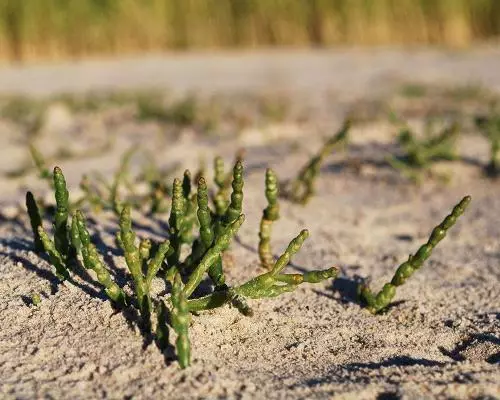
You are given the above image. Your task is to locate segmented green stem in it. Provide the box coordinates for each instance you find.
[145,240,170,289]
[119,205,149,320]
[259,169,279,269]
[184,214,245,298]
[184,177,216,268]
[223,160,244,225]
[172,274,191,368]
[26,191,43,252]
[75,211,126,306]
[156,301,170,351]
[213,156,229,216]
[271,229,309,275]
[53,166,70,258]
[214,156,226,190]
[286,120,350,204]
[167,178,185,267]
[360,195,471,314]
[37,225,70,281]
[197,177,214,248]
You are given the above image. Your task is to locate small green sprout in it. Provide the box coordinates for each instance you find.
[259,168,280,269]
[359,195,471,314]
[282,120,350,204]
[475,107,500,177]
[388,120,460,182]
[31,292,42,306]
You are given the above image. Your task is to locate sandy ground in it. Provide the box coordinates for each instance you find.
[0,50,499,399]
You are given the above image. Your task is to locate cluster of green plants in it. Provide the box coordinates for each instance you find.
[2,0,500,61]
[387,119,460,183]
[26,149,470,367]
[385,106,500,182]
[27,161,342,368]
[474,103,500,177]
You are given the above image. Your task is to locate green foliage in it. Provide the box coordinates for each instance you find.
[27,161,337,368]
[118,205,171,331]
[259,168,280,269]
[282,120,350,204]
[74,210,127,307]
[475,106,500,177]
[25,191,43,252]
[31,167,76,281]
[171,274,191,369]
[388,120,460,182]
[359,195,471,314]
[136,94,197,126]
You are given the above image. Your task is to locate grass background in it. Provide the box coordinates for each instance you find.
[0,0,499,62]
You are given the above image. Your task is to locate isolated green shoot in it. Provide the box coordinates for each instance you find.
[283,119,350,204]
[26,191,43,252]
[359,195,471,314]
[259,168,279,269]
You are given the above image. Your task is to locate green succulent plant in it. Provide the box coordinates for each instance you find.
[474,106,500,177]
[282,119,350,204]
[359,195,471,314]
[388,120,460,182]
[27,164,336,368]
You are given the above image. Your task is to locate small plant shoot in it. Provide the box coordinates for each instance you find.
[359,195,471,314]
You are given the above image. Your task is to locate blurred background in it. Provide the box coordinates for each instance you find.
[0,0,499,62]
[1,0,500,206]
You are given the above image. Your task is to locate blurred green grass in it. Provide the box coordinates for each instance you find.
[0,0,499,61]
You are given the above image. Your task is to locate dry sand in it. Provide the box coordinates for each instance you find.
[0,50,499,399]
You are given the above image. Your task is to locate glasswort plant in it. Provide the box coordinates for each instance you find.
[359,195,471,314]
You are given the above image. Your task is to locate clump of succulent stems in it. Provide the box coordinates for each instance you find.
[388,120,460,182]
[359,195,471,314]
[475,106,500,177]
[27,164,337,368]
[282,119,350,205]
